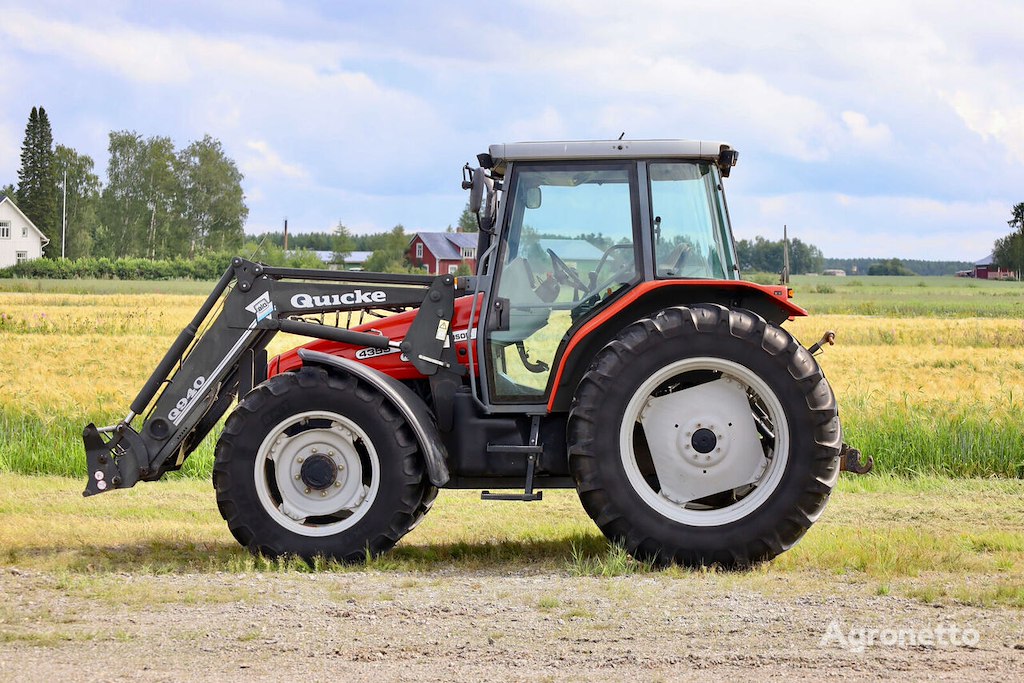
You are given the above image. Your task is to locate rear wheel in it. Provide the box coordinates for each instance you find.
[568,304,841,567]
[213,366,432,562]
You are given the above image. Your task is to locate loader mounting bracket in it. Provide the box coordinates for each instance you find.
[82,423,144,496]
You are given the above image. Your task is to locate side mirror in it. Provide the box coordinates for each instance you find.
[468,167,486,214]
[525,186,542,210]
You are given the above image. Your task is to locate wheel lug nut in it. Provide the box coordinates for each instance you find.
[334,481,341,488]
[297,457,304,463]
[312,448,318,453]
[320,491,327,497]
[304,487,310,494]
[294,474,300,480]
[328,451,335,456]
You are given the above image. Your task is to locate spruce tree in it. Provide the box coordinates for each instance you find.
[15,106,58,254]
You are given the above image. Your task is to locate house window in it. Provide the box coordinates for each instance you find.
[16,251,28,264]
[448,264,458,275]
[415,242,423,258]
[21,226,27,238]
[461,247,476,259]
[0,221,9,239]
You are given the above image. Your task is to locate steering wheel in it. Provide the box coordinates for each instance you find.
[547,249,588,292]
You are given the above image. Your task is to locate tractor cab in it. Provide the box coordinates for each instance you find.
[466,140,746,406]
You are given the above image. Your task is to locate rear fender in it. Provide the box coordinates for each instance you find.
[546,281,805,412]
[298,349,450,487]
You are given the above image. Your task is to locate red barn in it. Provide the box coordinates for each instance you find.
[407,232,478,275]
[974,253,1015,280]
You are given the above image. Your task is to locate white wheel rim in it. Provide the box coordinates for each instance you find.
[254,410,380,537]
[619,357,790,527]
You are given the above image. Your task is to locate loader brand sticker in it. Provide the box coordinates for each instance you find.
[168,376,207,422]
[244,291,275,322]
[290,290,387,309]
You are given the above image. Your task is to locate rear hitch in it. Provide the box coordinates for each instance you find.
[839,443,873,475]
[82,423,145,496]
[808,330,836,355]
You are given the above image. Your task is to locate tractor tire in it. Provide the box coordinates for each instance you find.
[568,304,841,567]
[213,366,433,562]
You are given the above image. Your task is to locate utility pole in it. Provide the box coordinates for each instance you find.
[781,224,790,285]
[283,218,288,253]
[61,169,67,259]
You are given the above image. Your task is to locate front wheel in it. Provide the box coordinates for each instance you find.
[568,304,842,567]
[213,366,433,562]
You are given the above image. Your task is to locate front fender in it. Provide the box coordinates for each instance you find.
[298,349,450,487]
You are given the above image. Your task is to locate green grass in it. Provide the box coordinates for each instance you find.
[5,401,1021,479]
[0,474,1021,608]
[790,275,1024,317]
[0,409,216,479]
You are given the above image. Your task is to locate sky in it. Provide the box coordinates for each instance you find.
[0,0,1021,260]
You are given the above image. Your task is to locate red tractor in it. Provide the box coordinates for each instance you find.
[84,139,869,567]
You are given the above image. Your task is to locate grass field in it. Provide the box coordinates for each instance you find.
[0,473,1021,607]
[3,275,1024,478]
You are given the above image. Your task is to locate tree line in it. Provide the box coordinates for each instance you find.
[992,203,1024,276]
[822,258,971,276]
[735,236,824,274]
[4,106,247,260]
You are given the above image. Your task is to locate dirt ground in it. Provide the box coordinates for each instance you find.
[1,568,1021,682]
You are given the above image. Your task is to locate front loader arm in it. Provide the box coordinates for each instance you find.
[83,258,465,497]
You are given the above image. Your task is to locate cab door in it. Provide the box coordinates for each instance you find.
[481,161,641,406]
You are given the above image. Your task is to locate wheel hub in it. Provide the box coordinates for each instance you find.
[640,377,768,504]
[678,420,729,468]
[690,428,717,454]
[300,454,338,491]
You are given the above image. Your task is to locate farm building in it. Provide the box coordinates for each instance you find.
[311,250,374,270]
[407,232,478,275]
[973,254,1015,280]
[0,195,49,268]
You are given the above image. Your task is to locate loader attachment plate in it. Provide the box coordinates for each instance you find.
[82,423,143,497]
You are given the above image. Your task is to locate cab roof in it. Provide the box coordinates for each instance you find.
[488,139,732,164]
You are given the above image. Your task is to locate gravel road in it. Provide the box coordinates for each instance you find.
[1,568,1021,682]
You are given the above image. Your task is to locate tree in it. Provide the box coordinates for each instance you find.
[333,222,356,265]
[990,203,1024,277]
[363,224,412,272]
[176,135,247,256]
[735,235,824,274]
[16,106,59,253]
[1,183,15,199]
[457,200,478,232]
[54,145,101,259]
[1009,203,1024,234]
[992,233,1024,276]
[867,258,916,276]
[98,132,170,258]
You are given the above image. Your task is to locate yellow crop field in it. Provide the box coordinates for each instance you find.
[2,281,1024,478]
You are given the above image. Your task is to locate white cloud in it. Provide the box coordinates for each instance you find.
[0,1,1021,259]
[733,191,1008,260]
[241,141,309,181]
[840,111,893,150]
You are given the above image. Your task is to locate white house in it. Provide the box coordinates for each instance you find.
[0,195,49,268]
